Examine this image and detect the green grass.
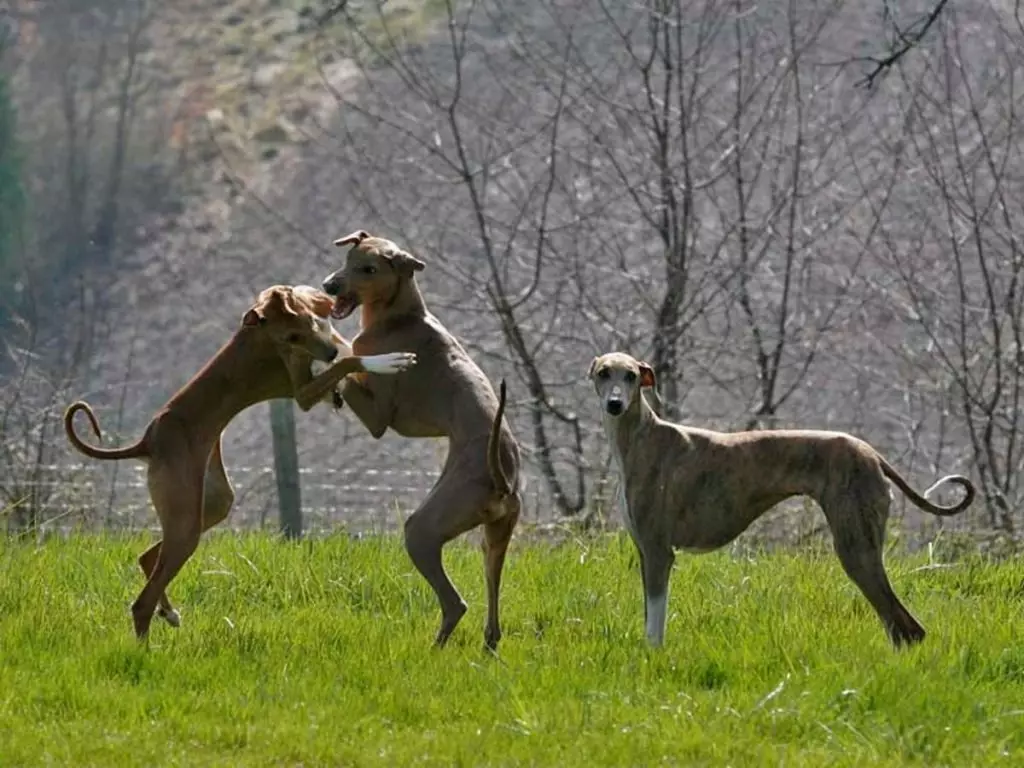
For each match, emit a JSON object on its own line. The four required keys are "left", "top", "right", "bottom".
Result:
{"left": 1, "top": 532, "right": 1023, "bottom": 766}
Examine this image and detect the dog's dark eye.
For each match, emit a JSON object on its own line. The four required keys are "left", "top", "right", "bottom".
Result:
{"left": 597, "top": 368, "right": 610, "bottom": 380}
{"left": 361, "top": 265, "right": 377, "bottom": 275}
{"left": 287, "top": 333, "right": 301, "bottom": 343}
{"left": 624, "top": 371, "right": 637, "bottom": 383}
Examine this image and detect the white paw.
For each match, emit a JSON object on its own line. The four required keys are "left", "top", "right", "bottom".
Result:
{"left": 362, "top": 352, "right": 418, "bottom": 375}
{"left": 160, "top": 608, "right": 181, "bottom": 628}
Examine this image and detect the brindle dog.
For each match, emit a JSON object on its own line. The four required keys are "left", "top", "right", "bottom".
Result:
{"left": 589, "top": 351, "right": 975, "bottom": 649}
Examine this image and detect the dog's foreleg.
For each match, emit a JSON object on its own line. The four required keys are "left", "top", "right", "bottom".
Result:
{"left": 294, "top": 356, "right": 367, "bottom": 411}
{"left": 294, "top": 353, "right": 413, "bottom": 411}
{"left": 646, "top": 593, "right": 668, "bottom": 647}
{"left": 340, "top": 378, "right": 395, "bottom": 439}
{"left": 639, "top": 543, "right": 674, "bottom": 647}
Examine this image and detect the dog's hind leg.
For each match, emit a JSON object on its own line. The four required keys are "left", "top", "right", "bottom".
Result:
{"left": 138, "top": 542, "right": 176, "bottom": 625}
{"left": 482, "top": 495, "right": 521, "bottom": 652}
{"left": 835, "top": 543, "right": 925, "bottom": 647}
{"left": 132, "top": 461, "right": 204, "bottom": 640}
{"left": 403, "top": 477, "right": 492, "bottom": 648}
{"left": 137, "top": 440, "right": 235, "bottom": 629}
{"left": 200, "top": 439, "right": 235, "bottom": 531}
{"left": 825, "top": 492, "right": 926, "bottom": 648}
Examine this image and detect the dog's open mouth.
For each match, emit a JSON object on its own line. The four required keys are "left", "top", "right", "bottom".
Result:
{"left": 330, "top": 294, "right": 360, "bottom": 320}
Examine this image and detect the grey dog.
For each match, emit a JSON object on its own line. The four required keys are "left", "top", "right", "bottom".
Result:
{"left": 589, "top": 351, "right": 975, "bottom": 649}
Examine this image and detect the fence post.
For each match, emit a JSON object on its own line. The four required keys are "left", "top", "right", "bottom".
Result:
{"left": 269, "top": 398, "right": 302, "bottom": 539}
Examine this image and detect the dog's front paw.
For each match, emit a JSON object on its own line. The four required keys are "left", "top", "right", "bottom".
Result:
{"left": 362, "top": 352, "right": 418, "bottom": 375}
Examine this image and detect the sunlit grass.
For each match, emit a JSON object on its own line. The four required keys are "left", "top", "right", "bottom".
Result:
{"left": 1, "top": 532, "right": 1022, "bottom": 765}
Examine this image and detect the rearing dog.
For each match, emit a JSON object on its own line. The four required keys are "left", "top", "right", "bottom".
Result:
{"left": 321, "top": 230, "right": 522, "bottom": 651}
{"left": 64, "top": 285, "right": 417, "bottom": 639}
{"left": 589, "top": 351, "right": 975, "bottom": 649}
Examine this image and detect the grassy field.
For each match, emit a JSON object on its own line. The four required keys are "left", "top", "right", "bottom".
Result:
{"left": 1, "top": 531, "right": 1022, "bottom": 766}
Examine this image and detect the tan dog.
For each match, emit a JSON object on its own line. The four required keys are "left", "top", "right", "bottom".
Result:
{"left": 64, "top": 285, "right": 417, "bottom": 639}
{"left": 589, "top": 351, "right": 975, "bottom": 649}
{"left": 321, "top": 231, "right": 521, "bottom": 651}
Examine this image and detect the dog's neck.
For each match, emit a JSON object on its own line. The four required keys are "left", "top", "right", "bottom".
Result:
{"left": 361, "top": 275, "right": 427, "bottom": 329}
{"left": 603, "top": 393, "right": 658, "bottom": 467}
{"left": 164, "top": 329, "right": 293, "bottom": 439}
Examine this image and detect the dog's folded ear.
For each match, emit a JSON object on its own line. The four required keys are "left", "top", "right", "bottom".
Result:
{"left": 267, "top": 288, "right": 298, "bottom": 317}
{"left": 638, "top": 361, "right": 656, "bottom": 389}
{"left": 293, "top": 285, "right": 335, "bottom": 318}
{"left": 307, "top": 292, "right": 335, "bottom": 318}
{"left": 587, "top": 357, "right": 599, "bottom": 378}
{"left": 333, "top": 230, "right": 371, "bottom": 248}
{"left": 246, "top": 287, "right": 297, "bottom": 325}
{"left": 391, "top": 249, "right": 426, "bottom": 275}
{"left": 242, "top": 307, "right": 266, "bottom": 327}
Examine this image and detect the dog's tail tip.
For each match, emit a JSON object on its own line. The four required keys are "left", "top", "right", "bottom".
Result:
{"left": 64, "top": 400, "right": 148, "bottom": 461}
{"left": 881, "top": 460, "right": 974, "bottom": 517}
{"left": 65, "top": 401, "right": 102, "bottom": 440}
{"left": 924, "top": 474, "right": 976, "bottom": 515}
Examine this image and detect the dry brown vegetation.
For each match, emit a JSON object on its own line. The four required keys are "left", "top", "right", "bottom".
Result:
{"left": 1, "top": 0, "right": 1022, "bottom": 541}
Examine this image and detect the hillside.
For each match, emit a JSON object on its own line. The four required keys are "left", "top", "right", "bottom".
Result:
{"left": 2, "top": 0, "right": 1022, "bottom": 536}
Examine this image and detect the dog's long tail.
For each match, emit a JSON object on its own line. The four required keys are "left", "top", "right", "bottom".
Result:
{"left": 64, "top": 401, "right": 149, "bottom": 461}
{"left": 879, "top": 457, "right": 974, "bottom": 516}
{"left": 487, "top": 380, "right": 513, "bottom": 498}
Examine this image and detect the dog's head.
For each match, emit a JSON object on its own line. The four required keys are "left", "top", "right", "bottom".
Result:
{"left": 587, "top": 352, "right": 656, "bottom": 417}
{"left": 320, "top": 230, "right": 425, "bottom": 321}
{"left": 241, "top": 285, "right": 340, "bottom": 364}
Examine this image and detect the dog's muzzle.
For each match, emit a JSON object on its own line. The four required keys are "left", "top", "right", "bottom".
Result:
{"left": 605, "top": 398, "right": 624, "bottom": 416}
{"left": 313, "top": 344, "right": 339, "bottom": 364}
{"left": 321, "top": 275, "right": 342, "bottom": 296}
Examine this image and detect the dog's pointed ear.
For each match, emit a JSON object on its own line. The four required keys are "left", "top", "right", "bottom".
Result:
{"left": 638, "top": 361, "right": 656, "bottom": 389}
{"left": 390, "top": 248, "right": 425, "bottom": 276}
{"left": 587, "top": 357, "right": 599, "bottom": 378}
{"left": 242, "top": 307, "right": 265, "bottom": 327}
{"left": 333, "top": 230, "right": 371, "bottom": 248}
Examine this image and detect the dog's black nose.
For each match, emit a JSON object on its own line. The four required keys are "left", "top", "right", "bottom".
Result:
{"left": 326, "top": 346, "right": 339, "bottom": 362}
{"left": 606, "top": 399, "right": 624, "bottom": 416}
{"left": 321, "top": 276, "right": 340, "bottom": 296}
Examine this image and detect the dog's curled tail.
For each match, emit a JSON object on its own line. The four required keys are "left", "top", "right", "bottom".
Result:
{"left": 64, "top": 401, "right": 149, "bottom": 461}
{"left": 487, "top": 380, "right": 513, "bottom": 498}
{"left": 879, "top": 458, "right": 975, "bottom": 517}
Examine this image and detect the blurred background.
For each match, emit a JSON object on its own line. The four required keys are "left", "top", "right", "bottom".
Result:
{"left": 1, "top": 0, "right": 1020, "bottom": 546}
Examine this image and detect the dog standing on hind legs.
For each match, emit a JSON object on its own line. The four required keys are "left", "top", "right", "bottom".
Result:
{"left": 320, "top": 230, "right": 522, "bottom": 652}
{"left": 64, "top": 285, "right": 417, "bottom": 640}
{"left": 588, "top": 351, "right": 975, "bottom": 649}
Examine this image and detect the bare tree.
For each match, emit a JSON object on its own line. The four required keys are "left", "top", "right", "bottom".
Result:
{"left": 309, "top": 0, "right": 598, "bottom": 514}
{"left": 712, "top": 0, "right": 887, "bottom": 429}
{"left": 7, "top": 1, "right": 167, "bottom": 296}
{"left": 0, "top": 285, "right": 97, "bottom": 533}
{"left": 854, "top": 0, "right": 950, "bottom": 88}
{"left": 91, "top": 0, "right": 154, "bottom": 252}
{"left": 300, "top": 0, "right": 943, "bottom": 518}
{"left": 876, "top": 4, "right": 1024, "bottom": 529}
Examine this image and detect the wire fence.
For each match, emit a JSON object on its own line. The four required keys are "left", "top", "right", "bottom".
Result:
{"left": 3, "top": 462, "right": 560, "bottom": 535}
